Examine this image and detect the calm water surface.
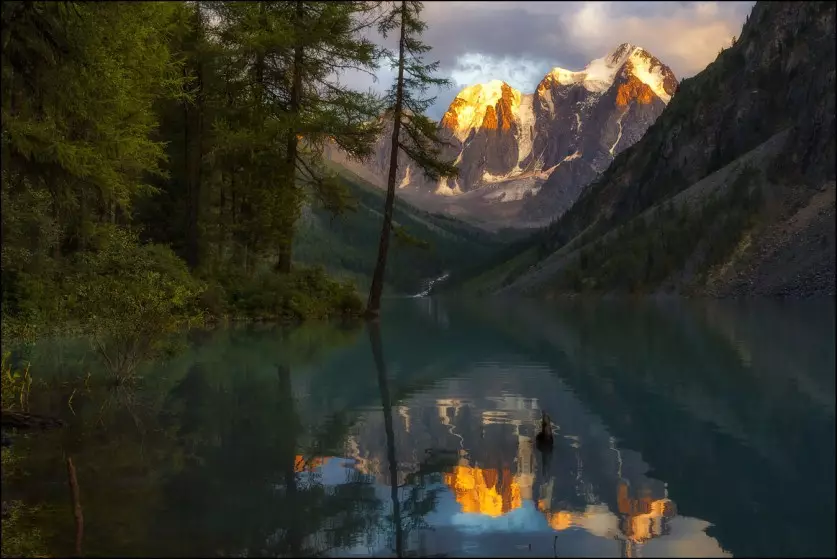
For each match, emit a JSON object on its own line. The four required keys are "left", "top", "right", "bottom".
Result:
{"left": 3, "top": 298, "right": 835, "bottom": 557}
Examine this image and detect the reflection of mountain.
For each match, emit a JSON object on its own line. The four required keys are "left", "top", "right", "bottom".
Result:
{"left": 444, "top": 466, "right": 522, "bottom": 517}
{"left": 341, "top": 363, "right": 696, "bottom": 555}
{"left": 451, "top": 297, "right": 833, "bottom": 558}
{"left": 295, "top": 455, "right": 330, "bottom": 473}
{"left": 136, "top": 297, "right": 830, "bottom": 558}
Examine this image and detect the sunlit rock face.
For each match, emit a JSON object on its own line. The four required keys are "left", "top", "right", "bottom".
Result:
{"left": 521, "top": 43, "right": 677, "bottom": 221}
{"left": 431, "top": 43, "right": 676, "bottom": 214}
{"left": 326, "top": 44, "right": 676, "bottom": 226}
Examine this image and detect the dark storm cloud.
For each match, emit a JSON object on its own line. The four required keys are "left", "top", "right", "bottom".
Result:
{"left": 338, "top": 1, "right": 755, "bottom": 119}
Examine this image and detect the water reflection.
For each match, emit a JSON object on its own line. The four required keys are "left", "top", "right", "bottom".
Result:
{"left": 2, "top": 298, "right": 833, "bottom": 557}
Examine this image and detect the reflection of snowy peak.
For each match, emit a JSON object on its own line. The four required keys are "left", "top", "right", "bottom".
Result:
{"left": 340, "top": 368, "right": 676, "bottom": 540}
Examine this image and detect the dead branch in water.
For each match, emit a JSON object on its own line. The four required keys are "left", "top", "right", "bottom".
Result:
{"left": 1, "top": 410, "right": 64, "bottom": 430}
{"left": 66, "top": 456, "right": 84, "bottom": 557}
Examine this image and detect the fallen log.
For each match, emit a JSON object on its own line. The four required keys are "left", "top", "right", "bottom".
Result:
{"left": 1, "top": 410, "right": 65, "bottom": 430}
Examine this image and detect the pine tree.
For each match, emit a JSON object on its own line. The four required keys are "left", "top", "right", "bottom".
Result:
{"left": 276, "top": 0, "right": 385, "bottom": 272}
{"left": 1, "top": 1, "right": 182, "bottom": 262}
{"left": 365, "top": 1, "right": 458, "bottom": 319}
{"left": 204, "top": 1, "right": 296, "bottom": 274}
{"left": 139, "top": 1, "right": 219, "bottom": 269}
{"left": 205, "top": 1, "right": 384, "bottom": 274}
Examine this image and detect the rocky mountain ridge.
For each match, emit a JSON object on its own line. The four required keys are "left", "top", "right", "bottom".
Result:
{"left": 326, "top": 44, "right": 678, "bottom": 228}
{"left": 474, "top": 1, "right": 835, "bottom": 298}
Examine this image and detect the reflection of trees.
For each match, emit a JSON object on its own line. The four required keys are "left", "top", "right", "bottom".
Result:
{"left": 481, "top": 298, "right": 834, "bottom": 558}
{"left": 153, "top": 360, "right": 383, "bottom": 557}
{"left": 4, "top": 321, "right": 383, "bottom": 557}
{"left": 368, "top": 321, "right": 455, "bottom": 557}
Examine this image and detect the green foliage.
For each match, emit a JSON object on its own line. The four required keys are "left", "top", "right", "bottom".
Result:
{"left": 221, "top": 265, "right": 363, "bottom": 322}
{"left": 206, "top": 1, "right": 385, "bottom": 271}
{"left": 1, "top": 352, "right": 33, "bottom": 412}
{"left": 57, "top": 227, "right": 206, "bottom": 380}
{"left": 1, "top": 1, "right": 407, "bottom": 351}
{"left": 554, "top": 166, "right": 765, "bottom": 294}
{"left": 0, "top": 499, "right": 49, "bottom": 558}
{"left": 1, "top": 1, "right": 182, "bottom": 233}
{"left": 295, "top": 170, "right": 502, "bottom": 295}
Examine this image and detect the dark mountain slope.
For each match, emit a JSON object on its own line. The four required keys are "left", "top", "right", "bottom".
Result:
{"left": 474, "top": 1, "right": 835, "bottom": 298}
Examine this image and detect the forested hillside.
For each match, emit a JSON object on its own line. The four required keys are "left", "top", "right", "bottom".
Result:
{"left": 455, "top": 1, "right": 835, "bottom": 298}
{"left": 1, "top": 1, "right": 491, "bottom": 351}
{"left": 296, "top": 166, "right": 505, "bottom": 294}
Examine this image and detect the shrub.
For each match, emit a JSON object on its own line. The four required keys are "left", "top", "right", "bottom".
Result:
{"left": 59, "top": 226, "right": 206, "bottom": 381}
{"left": 1, "top": 352, "right": 32, "bottom": 412}
{"left": 223, "top": 265, "right": 363, "bottom": 322}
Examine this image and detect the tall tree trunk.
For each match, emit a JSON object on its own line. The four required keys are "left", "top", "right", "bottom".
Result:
{"left": 50, "top": 184, "right": 61, "bottom": 259}
{"left": 219, "top": 176, "right": 226, "bottom": 264}
{"left": 368, "top": 321, "right": 404, "bottom": 557}
{"left": 278, "top": 0, "right": 305, "bottom": 274}
{"left": 278, "top": 364, "right": 303, "bottom": 555}
{"left": 185, "top": 3, "right": 204, "bottom": 269}
{"left": 366, "top": 1, "right": 407, "bottom": 319}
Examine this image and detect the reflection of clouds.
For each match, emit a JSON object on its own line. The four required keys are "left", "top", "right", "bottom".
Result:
{"left": 449, "top": 499, "right": 544, "bottom": 533}
{"left": 641, "top": 517, "right": 732, "bottom": 557}
{"left": 340, "top": 365, "right": 731, "bottom": 556}
{"left": 628, "top": 498, "right": 677, "bottom": 543}
{"left": 538, "top": 501, "right": 621, "bottom": 537}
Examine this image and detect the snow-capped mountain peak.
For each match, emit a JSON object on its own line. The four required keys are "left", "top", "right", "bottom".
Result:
{"left": 542, "top": 43, "right": 675, "bottom": 102}
{"left": 441, "top": 80, "right": 522, "bottom": 142}
{"left": 326, "top": 44, "right": 678, "bottom": 228}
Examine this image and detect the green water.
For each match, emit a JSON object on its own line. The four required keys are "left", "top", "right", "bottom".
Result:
{"left": 2, "top": 297, "right": 834, "bottom": 557}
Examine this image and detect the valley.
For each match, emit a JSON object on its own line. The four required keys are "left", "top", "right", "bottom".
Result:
{"left": 326, "top": 43, "right": 678, "bottom": 228}
{"left": 444, "top": 1, "right": 836, "bottom": 299}
{"left": 2, "top": 2, "right": 834, "bottom": 558}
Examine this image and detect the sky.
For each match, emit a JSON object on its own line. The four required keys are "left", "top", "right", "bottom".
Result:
{"left": 339, "top": 1, "right": 755, "bottom": 120}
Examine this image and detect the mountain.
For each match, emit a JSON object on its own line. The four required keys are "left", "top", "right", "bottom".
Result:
{"left": 456, "top": 1, "right": 835, "bottom": 298}
{"left": 326, "top": 44, "right": 677, "bottom": 228}
{"left": 293, "top": 164, "right": 510, "bottom": 295}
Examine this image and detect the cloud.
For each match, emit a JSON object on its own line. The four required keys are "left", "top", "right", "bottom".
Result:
{"left": 447, "top": 53, "right": 553, "bottom": 93}
{"left": 339, "top": 1, "right": 755, "bottom": 119}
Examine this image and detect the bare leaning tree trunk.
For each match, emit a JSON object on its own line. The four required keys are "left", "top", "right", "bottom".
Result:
{"left": 368, "top": 321, "right": 404, "bottom": 556}
{"left": 365, "top": 1, "right": 407, "bottom": 320}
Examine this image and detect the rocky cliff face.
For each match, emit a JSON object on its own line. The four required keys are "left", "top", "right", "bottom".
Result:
{"left": 522, "top": 45, "right": 675, "bottom": 219}
{"left": 493, "top": 1, "right": 835, "bottom": 298}
{"left": 327, "top": 44, "right": 677, "bottom": 227}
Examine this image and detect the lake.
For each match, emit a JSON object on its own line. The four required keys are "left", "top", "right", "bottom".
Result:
{"left": 2, "top": 297, "right": 834, "bottom": 557}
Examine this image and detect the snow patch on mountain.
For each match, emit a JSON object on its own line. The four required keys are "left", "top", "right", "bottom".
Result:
{"left": 436, "top": 178, "right": 463, "bottom": 196}
{"left": 547, "top": 43, "right": 636, "bottom": 93}
{"left": 627, "top": 54, "right": 673, "bottom": 103}
{"left": 545, "top": 43, "right": 672, "bottom": 101}
{"left": 482, "top": 170, "right": 509, "bottom": 184}
{"left": 483, "top": 177, "right": 542, "bottom": 202}
{"left": 562, "top": 150, "right": 582, "bottom": 163}
{"left": 609, "top": 111, "right": 627, "bottom": 156}
{"left": 399, "top": 165, "right": 412, "bottom": 188}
